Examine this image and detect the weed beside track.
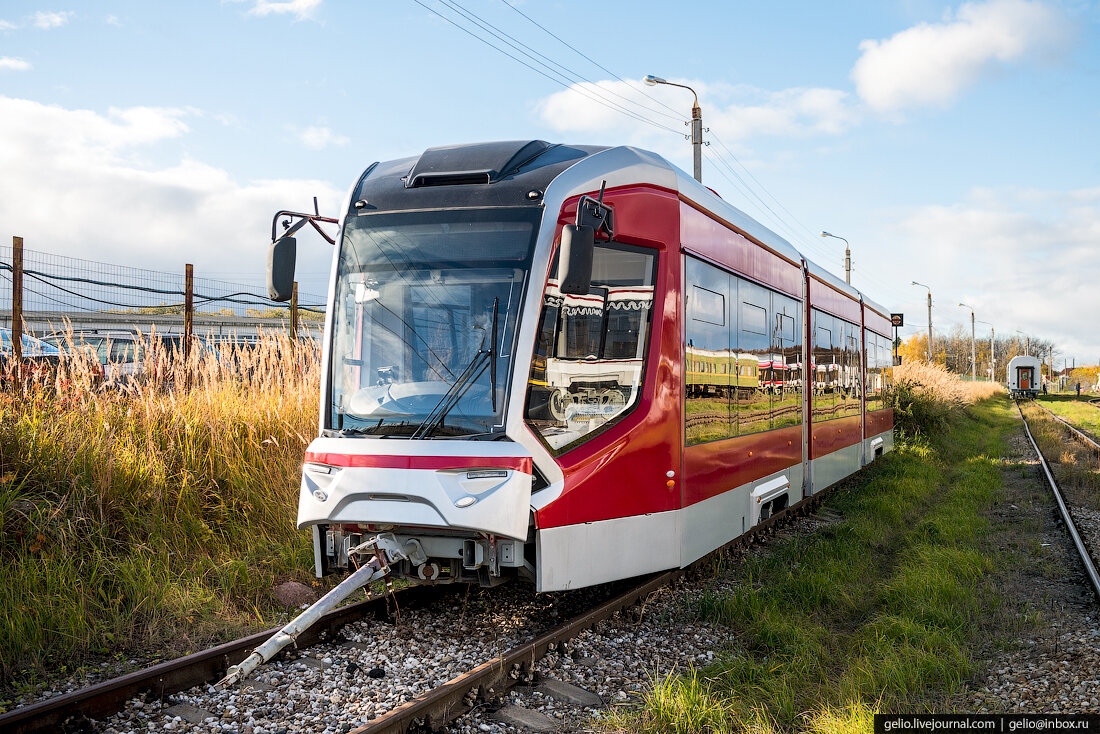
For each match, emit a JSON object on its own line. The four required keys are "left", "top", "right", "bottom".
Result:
{"left": 604, "top": 397, "right": 1029, "bottom": 733}
{"left": 0, "top": 333, "right": 326, "bottom": 697}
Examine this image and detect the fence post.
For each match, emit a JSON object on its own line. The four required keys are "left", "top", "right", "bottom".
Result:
{"left": 184, "top": 263, "right": 193, "bottom": 389}
{"left": 11, "top": 236, "right": 23, "bottom": 392}
{"left": 290, "top": 281, "right": 299, "bottom": 344}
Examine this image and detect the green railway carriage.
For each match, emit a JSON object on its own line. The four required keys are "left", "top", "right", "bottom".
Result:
{"left": 685, "top": 346, "right": 758, "bottom": 397}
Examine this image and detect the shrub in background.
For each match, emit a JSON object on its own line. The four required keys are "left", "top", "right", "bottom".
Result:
{"left": 890, "top": 361, "right": 1003, "bottom": 437}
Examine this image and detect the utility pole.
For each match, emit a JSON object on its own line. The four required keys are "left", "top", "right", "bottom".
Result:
{"left": 821, "top": 231, "right": 852, "bottom": 285}
{"left": 912, "top": 282, "right": 933, "bottom": 361}
{"left": 991, "top": 326, "right": 995, "bottom": 381}
{"left": 644, "top": 75, "right": 703, "bottom": 183}
{"left": 11, "top": 236, "right": 23, "bottom": 393}
{"left": 959, "top": 303, "right": 976, "bottom": 380}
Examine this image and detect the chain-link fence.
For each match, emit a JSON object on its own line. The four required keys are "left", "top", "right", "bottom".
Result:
{"left": 0, "top": 243, "right": 325, "bottom": 317}
{"left": 1, "top": 239, "right": 328, "bottom": 343}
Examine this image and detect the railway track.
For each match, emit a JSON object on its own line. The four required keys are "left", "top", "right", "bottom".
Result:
{"left": 1016, "top": 400, "right": 1100, "bottom": 604}
{"left": 0, "top": 488, "right": 829, "bottom": 734}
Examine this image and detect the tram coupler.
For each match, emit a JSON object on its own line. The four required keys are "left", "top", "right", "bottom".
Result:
{"left": 218, "top": 533, "right": 407, "bottom": 687}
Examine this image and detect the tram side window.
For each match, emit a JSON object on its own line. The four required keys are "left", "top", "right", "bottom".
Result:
{"left": 524, "top": 243, "right": 657, "bottom": 454}
{"left": 882, "top": 334, "right": 894, "bottom": 403}
{"left": 871, "top": 333, "right": 893, "bottom": 408}
{"left": 840, "top": 326, "right": 861, "bottom": 417}
{"left": 685, "top": 257, "right": 734, "bottom": 445}
{"left": 736, "top": 280, "right": 772, "bottom": 435}
{"left": 866, "top": 334, "right": 882, "bottom": 410}
{"left": 771, "top": 293, "right": 802, "bottom": 431}
{"left": 812, "top": 310, "right": 835, "bottom": 423}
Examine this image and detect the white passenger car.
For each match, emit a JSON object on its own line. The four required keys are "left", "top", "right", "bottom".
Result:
{"left": 1007, "top": 355, "right": 1041, "bottom": 399}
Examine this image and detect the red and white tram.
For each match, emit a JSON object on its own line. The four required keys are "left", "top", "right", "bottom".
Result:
{"left": 269, "top": 140, "right": 894, "bottom": 592}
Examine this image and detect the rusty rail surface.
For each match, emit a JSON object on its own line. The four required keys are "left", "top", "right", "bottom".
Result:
{"left": 352, "top": 570, "right": 680, "bottom": 733}
{"left": 0, "top": 586, "right": 441, "bottom": 734}
{"left": 353, "top": 491, "right": 828, "bottom": 733}
{"left": 1016, "top": 401, "right": 1100, "bottom": 604}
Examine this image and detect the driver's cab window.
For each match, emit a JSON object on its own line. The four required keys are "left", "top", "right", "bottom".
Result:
{"left": 525, "top": 243, "right": 657, "bottom": 454}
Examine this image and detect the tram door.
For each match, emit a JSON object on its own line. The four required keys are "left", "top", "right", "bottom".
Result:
{"left": 1018, "top": 367, "right": 1032, "bottom": 390}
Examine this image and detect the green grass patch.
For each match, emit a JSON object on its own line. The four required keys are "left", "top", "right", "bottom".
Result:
{"left": 608, "top": 396, "right": 1019, "bottom": 733}
{"left": 1035, "top": 394, "right": 1100, "bottom": 440}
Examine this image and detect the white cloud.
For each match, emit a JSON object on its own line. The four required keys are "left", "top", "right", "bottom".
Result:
{"left": 0, "top": 19, "right": 17, "bottom": 31}
{"left": 537, "top": 79, "right": 857, "bottom": 142}
{"left": 247, "top": 0, "right": 321, "bottom": 20}
{"left": 0, "top": 96, "right": 342, "bottom": 277}
{"left": 852, "top": 0, "right": 1070, "bottom": 111}
{"left": 0, "top": 57, "right": 31, "bottom": 72}
{"left": 32, "top": 10, "right": 74, "bottom": 29}
{"left": 889, "top": 187, "right": 1100, "bottom": 359}
{"left": 298, "top": 125, "right": 348, "bottom": 150}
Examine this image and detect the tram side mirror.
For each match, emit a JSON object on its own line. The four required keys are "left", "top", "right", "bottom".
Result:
{"left": 558, "top": 224, "right": 594, "bottom": 295}
{"left": 267, "top": 235, "right": 297, "bottom": 302}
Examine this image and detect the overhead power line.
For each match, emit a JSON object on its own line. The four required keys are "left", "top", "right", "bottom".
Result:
{"left": 412, "top": 0, "right": 902, "bottom": 305}
{"left": 410, "top": 0, "right": 684, "bottom": 136}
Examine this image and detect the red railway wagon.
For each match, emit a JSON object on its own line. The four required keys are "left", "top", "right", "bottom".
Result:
{"left": 269, "top": 141, "right": 894, "bottom": 592}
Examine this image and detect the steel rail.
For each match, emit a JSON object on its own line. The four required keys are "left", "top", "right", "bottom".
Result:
{"left": 1016, "top": 401, "right": 1100, "bottom": 603}
{"left": 1031, "top": 401, "right": 1100, "bottom": 452}
{"left": 0, "top": 586, "right": 441, "bottom": 734}
{"left": 352, "top": 490, "right": 828, "bottom": 734}
{"left": 352, "top": 569, "right": 680, "bottom": 734}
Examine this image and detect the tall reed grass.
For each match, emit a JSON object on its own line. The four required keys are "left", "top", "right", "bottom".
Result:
{"left": 0, "top": 330, "right": 320, "bottom": 691}
{"left": 891, "top": 361, "right": 1004, "bottom": 437}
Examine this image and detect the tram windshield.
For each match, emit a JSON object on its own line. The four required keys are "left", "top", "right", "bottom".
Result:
{"left": 328, "top": 208, "right": 540, "bottom": 437}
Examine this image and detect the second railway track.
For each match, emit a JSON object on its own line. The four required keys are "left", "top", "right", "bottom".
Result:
{"left": 1016, "top": 399, "right": 1100, "bottom": 603}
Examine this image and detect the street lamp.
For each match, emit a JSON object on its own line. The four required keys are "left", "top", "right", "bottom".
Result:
{"left": 644, "top": 74, "right": 703, "bottom": 183}
{"left": 976, "top": 320, "right": 995, "bottom": 381}
{"left": 912, "top": 281, "right": 933, "bottom": 361}
{"left": 958, "top": 303, "right": 976, "bottom": 381}
{"left": 1015, "top": 330, "right": 1029, "bottom": 357}
{"left": 820, "top": 231, "right": 851, "bottom": 285}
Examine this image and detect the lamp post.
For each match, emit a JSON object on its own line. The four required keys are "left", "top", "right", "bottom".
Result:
{"left": 1016, "top": 330, "right": 1029, "bottom": 357}
{"left": 976, "top": 320, "right": 994, "bottom": 381}
{"left": 912, "top": 282, "right": 933, "bottom": 362}
{"left": 820, "top": 231, "right": 851, "bottom": 285}
{"left": 644, "top": 75, "right": 703, "bottom": 183}
{"left": 958, "top": 303, "right": 976, "bottom": 381}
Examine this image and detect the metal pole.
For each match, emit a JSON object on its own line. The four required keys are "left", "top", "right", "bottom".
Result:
{"left": 990, "top": 327, "right": 995, "bottom": 381}
{"left": 290, "top": 281, "right": 299, "bottom": 342}
{"left": 184, "top": 264, "right": 193, "bottom": 362}
{"left": 844, "top": 245, "right": 851, "bottom": 285}
{"left": 970, "top": 312, "right": 976, "bottom": 381}
{"left": 691, "top": 103, "right": 703, "bottom": 183}
{"left": 184, "top": 263, "right": 193, "bottom": 391}
{"left": 927, "top": 292, "right": 933, "bottom": 362}
{"left": 11, "top": 236, "right": 23, "bottom": 392}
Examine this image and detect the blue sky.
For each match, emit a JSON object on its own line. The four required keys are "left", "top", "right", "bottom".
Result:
{"left": 1, "top": 0, "right": 1098, "bottom": 364}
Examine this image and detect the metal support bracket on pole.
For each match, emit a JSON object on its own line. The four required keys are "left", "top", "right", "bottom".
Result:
{"left": 218, "top": 533, "right": 408, "bottom": 687}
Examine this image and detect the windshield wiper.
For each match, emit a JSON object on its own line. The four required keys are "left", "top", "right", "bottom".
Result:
{"left": 410, "top": 349, "right": 491, "bottom": 440}
{"left": 490, "top": 297, "right": 499, "bottom": 412}
{"left": 411, "top": 296, "right": 500, "bottom": 440}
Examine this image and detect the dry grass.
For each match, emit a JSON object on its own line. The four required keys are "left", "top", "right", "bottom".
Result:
{"left": 0, "top": 329, "right": 322, "bottom": 693}
{"left": 894, "top": 361, "right": 1004, "bottom": 407}
{"left": 891, "top": 361, "right": 1004, "bottom": 437}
